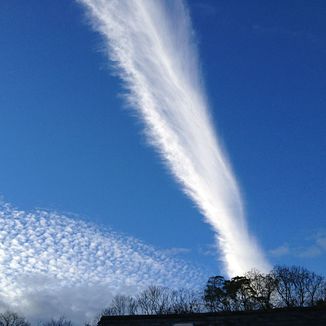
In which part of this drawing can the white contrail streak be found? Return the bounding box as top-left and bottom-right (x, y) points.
(0, 201), (204, 323)
(79, 0), (270, 276)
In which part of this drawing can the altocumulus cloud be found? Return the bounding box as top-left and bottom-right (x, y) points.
(0, 201), (205, 324)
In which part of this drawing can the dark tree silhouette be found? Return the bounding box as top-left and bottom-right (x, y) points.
(223, 276), (255, 311)
(203, 276), (228, 312)
(202, 266), (325, 313)
(102, 295), (138, 316)
(42, 317), (73, 326)
(168, 289), (202, 314)
(136, 286), (172, 315)
(305, 271), (324, 306)
(82, 265), (326, 321)
(0, 311), (30, 326)
(245, 270), (278, 310)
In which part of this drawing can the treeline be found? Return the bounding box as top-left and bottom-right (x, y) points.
(1, 265), (325, 325)
(101, 265), (326, 317)
(204, 266), (325, 312)
(0, 313), (73, 326)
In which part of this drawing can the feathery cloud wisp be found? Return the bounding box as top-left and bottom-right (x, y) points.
(78, 0), (270, 276)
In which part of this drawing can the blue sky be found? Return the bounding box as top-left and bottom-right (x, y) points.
(1, 0), (325, 292)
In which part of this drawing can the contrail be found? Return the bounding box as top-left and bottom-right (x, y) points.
(79, 0), (270, 276)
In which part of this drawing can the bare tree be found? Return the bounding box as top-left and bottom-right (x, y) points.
(136, 286), (171, 315)
(272, 265), (326, 308)
(272, 266), (297, 307)
(0, 311), (30, 326)
(42, 317), (73, 326)
(304, 271), (325, 306)
(292, 266), (311, 307)
(169, 289), (202, 314)
(102, 295), (138, 316)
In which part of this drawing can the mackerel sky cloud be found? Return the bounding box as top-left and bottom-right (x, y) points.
(0, 202), (204, 323)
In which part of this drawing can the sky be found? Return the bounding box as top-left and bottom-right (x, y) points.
(0, 0), (325, 322)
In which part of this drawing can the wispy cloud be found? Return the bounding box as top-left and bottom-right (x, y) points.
(0, 201), (205, 323)
(78, 0), (270, 277)
(297, 246), (322, 259)
(269, 244), (290, 258)
(197, 243), (217, 257)
(161, 247), (191, 256)
(269, 230), (326, 259)
(191, 2), (218, 17)
(314, 231), (326, 250)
